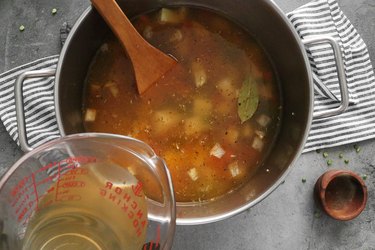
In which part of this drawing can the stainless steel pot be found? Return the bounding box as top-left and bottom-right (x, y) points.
(15, 0), (349, 225)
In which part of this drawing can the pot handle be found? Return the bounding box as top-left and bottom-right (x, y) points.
(15, 68), (56, 152)
(302, 36), (350, 119)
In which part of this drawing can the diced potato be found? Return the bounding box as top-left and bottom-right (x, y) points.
(216, 78), (237, 99)
(192, 61), (207, 88)
(159, 7), (187, 24)
(252, 136), (264, 152)
(187, 168), (198, 181)
(153, 110), (181, 135)
(143, 26), (153, 39)
(103, 81), (115, 88)
(127, 166), (136, 176)
(193, 98), (212, 116)
(224, 128), (239, 145)
(109, 86), (120, 98)
(228, 161), (241, 177)
(184, 116), (208, 136)
(256, 114), (271, 127)
(210, 143), (225, 159)
(255, 130), (265, 139)
(170, 29), (183, 42)
(109, 86), (119, 98)
(104, 81), (119, 98)
(84, 109), (96, 122)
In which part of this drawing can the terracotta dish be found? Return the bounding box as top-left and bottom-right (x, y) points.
(314, 169), (367, 221)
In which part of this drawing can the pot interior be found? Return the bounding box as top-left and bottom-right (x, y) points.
(56, 0), (312, 224)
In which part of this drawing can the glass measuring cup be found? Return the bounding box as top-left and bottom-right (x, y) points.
(0, 133), (175, 250)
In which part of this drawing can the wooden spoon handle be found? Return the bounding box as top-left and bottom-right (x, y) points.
(90, 0), (177, 94)
(90, 0), (144, 59)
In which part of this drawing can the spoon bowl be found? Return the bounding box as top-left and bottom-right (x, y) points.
(314, 170), (367, 221)
(90, 0), (177, 94)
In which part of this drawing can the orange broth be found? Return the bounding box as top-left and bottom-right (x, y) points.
(83, 7), (282, 202)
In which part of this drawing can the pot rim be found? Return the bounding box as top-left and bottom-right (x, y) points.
(54, 1), (314, 225)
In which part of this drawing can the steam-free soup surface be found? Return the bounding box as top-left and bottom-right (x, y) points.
(83, 7), (281, 202)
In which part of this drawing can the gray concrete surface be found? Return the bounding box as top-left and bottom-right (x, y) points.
(0, 0), (374, 249)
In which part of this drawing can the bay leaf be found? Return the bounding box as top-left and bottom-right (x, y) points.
(237, 77), (259, 123)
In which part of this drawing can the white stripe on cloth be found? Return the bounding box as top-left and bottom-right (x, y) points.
(0, 0), (374, 155)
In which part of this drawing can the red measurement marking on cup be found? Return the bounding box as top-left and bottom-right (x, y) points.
(31, 172), (39, 210)
(11, 172), (40, 224)
(8, 156), (96, 225)
(33, 161), (59, 175)
(54, 167), (88, 202)
(132, 180), (143, 197)
(143, 225), (161, 250)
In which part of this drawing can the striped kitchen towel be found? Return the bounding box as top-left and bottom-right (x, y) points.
(0, 0), (374, 153)
(0, 55), (60, 149)
(288, 0), (375, 152)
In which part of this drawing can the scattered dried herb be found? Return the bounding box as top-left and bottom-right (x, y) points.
(316, 149), (321, 154)
(355, 147), (361, 153)
(52, 8), (57, 15)
(339, 153), (343, 159)
(238, 77), (258, 123)
(362, 174), (367, 180)
(19, 25), (25, 31)
(327, 159), (333, 166)
(323, 152), (328, 158)
(302, 178), (306, 183)
(344, 159), (349, 164)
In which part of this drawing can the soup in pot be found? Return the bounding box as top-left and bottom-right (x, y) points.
(83, 7), (282, 202)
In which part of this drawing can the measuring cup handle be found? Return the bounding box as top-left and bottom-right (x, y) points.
(302, 36), (350, 119)
(15, 68), (56, 152)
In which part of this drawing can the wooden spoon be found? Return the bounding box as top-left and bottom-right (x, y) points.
(90, 0), (177, 94)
